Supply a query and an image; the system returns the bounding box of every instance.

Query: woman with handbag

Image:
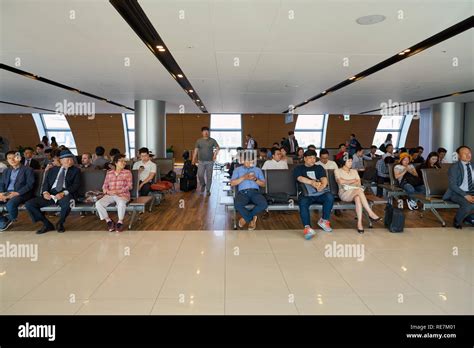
[95,154,133,232]
[394,153,426,211]
[334,156,381,233]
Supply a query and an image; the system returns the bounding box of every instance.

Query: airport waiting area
[0,1,472,343]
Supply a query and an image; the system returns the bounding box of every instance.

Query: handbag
[401,172,423,187]
[84,190,104,203]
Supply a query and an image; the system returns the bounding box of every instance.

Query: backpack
[264,192,291,205]
[162,170,177,183]
[182,160,198,178]
[384,202,404,232]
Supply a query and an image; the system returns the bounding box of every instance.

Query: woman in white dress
[334,156,381,233]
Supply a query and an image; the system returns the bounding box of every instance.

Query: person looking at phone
[230,151,267,230]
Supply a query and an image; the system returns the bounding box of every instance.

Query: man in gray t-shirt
[192,126,220,196]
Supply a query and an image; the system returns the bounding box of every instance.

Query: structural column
[134,100,166,158]
[431,102,464,161]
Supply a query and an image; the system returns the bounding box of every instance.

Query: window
[294,114,326,149]
[372,115,407,149]
[40,114,78,155]
[210,114,242,163]
[123,113,135,158]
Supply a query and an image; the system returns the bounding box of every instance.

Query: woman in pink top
[95,154,133,232]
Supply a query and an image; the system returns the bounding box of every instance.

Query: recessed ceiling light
[158,48,166,52]
[188,89,193,93]
[177,74,183,78]
[356,14,386,25]
[156,45,163,49]
[322,90,327,94]
[196,99,200,102]
[349,76,356,80]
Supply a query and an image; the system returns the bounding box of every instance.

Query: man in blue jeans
[294,149,334,240]
[230,151,267,230]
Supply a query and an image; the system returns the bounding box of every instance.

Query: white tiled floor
[0,227,472,315]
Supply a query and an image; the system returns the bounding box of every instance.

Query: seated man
[0,151,35,231]
[335,143,348,165]
[230,151,267,230]
[315,149,338,170]
[92,146,109,169]
[132,147,157,196]
[25,150,81,234]
[262,147,289,170]
[294,149,334,239]
[21,147,41,169]
[443,146,474,228]
[80,152,95,170]
[95,154,133,233]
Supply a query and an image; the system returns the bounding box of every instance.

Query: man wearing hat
[25,149,81,234]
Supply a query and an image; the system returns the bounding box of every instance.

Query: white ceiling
[1,0,473,114]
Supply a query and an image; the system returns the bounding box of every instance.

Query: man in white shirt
[382,144,395,159]
[315,149,338,170]
[132,147,157,196]
[262,148,289,170]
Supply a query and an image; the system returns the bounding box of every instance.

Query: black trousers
[139,181,152,196]
[376,176,390,197]
[449,193,474,225]
[25,194,74,227]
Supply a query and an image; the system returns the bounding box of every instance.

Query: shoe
[248,216,258,230]
[407,199,418,211]
[107,220,115,232]
[56,222,65,233]
[317,218,333,232]
[369,216,382,223]
[36,223,55,235]
[0,219,13,232]
[303,226,316,240]
[454,219,462,229]
[115,222,124,232]
[206,191,211,196]
[357,228,365,234]
[238,218,246,228]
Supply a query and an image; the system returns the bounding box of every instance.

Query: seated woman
[394,153,426,211]
[95,154,133,232]
[280,147,293,164]
[334,156,381,233]
[420,151,441,170]
[294,147,305,164]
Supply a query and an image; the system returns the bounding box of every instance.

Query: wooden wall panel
[325,114,381,148]
[242,114,298,148]
[166,114,210,159]
[66,114,125,155]
[405,118,420,149]
[0,114,40,150]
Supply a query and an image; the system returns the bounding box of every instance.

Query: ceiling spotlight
[349,76,356,80]
[188,89,193,93]
[156,45,163,49]
[356,14,386,25]
[322,90,327,94]
[404,49,411,53]
[177,74,183,78]
[158,48,166,52]
[196,99,200,102]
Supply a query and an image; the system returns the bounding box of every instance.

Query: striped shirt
[102,169,133,201]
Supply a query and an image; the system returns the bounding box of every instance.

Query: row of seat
[220,165,460,229]
[220,169,375,230]
[0,169,154,229]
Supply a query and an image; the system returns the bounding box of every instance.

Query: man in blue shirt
[230,151,267,230]
[0,151,35,231]
[293,149,334,239]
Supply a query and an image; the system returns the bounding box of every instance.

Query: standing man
[443,146,474,228]
[244,134,256,149]
[0,151,35,231]
[348,134,361,156]
[192,126,220,196]
[25,149,81,234]
[283,131,299,155]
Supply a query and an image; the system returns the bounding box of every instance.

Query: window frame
[39,113,78,155]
